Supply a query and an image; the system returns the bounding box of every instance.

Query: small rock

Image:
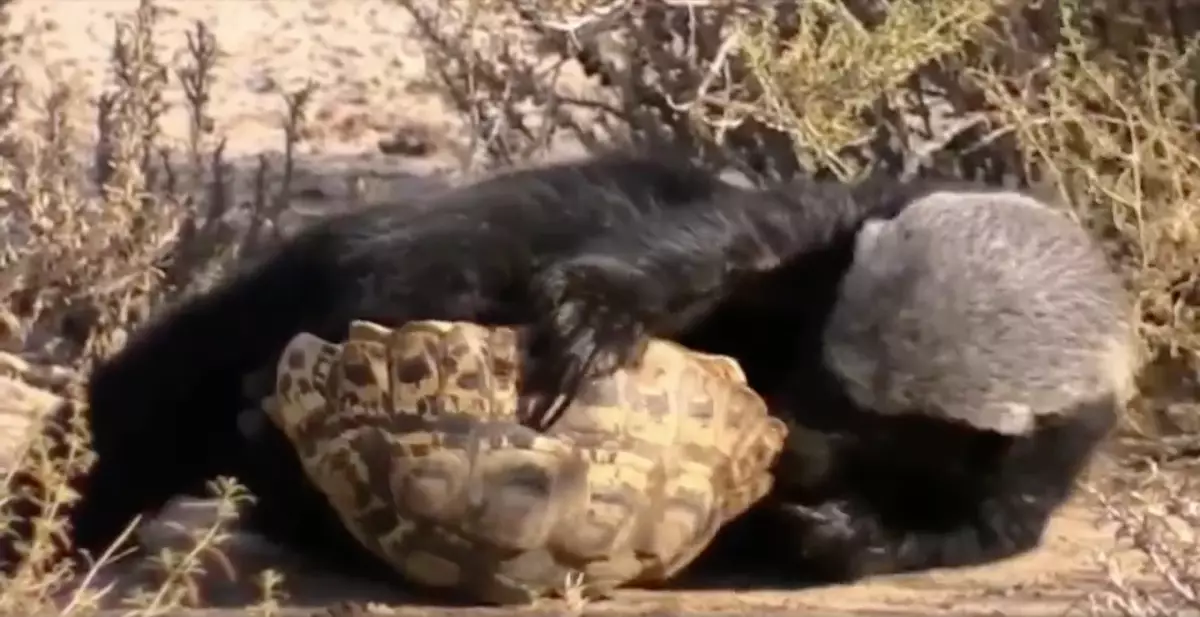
[377,125,436,157]
[246,70,278,94]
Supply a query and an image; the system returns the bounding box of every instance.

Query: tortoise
[263,319,787,605]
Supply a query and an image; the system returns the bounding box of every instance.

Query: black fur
[693,391,1118,582]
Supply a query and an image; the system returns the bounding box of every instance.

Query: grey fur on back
[822,190,1139,435]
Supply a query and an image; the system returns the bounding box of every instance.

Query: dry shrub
[0,0,313,614]
[1083,464,1199,616]
[396,0,1025,179]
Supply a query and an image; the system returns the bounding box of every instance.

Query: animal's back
[823,189,1137,433]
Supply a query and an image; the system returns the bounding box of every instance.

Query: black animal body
[539,185,1136,582]
[1,148,1133,588]
[0,151,907,581]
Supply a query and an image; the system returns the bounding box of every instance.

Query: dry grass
[0,0,314,614]
[0,0,1196,615]
[1083,464,1199,616]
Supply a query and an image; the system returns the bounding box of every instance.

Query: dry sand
[77,494,1136,617]
[8,0,468,222]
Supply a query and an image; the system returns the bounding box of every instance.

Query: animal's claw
[520,257,652,430]
[783,500,856,542]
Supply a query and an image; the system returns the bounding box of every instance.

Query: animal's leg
[772,398,1116,581]
[521,180,908,427]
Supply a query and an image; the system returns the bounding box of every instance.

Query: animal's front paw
[784,500,857,546]
[521,256,656,429]
[775,499,882,582]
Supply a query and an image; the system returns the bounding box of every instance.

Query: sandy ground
[7,0,470,224]
[0,1,1186,615]
[9,0,461,159]
[67,492,1136,617]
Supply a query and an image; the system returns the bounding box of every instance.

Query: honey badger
[0,148,1135,588]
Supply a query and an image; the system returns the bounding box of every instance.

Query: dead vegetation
[0,0,1196,615]
[0,0,317,614]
